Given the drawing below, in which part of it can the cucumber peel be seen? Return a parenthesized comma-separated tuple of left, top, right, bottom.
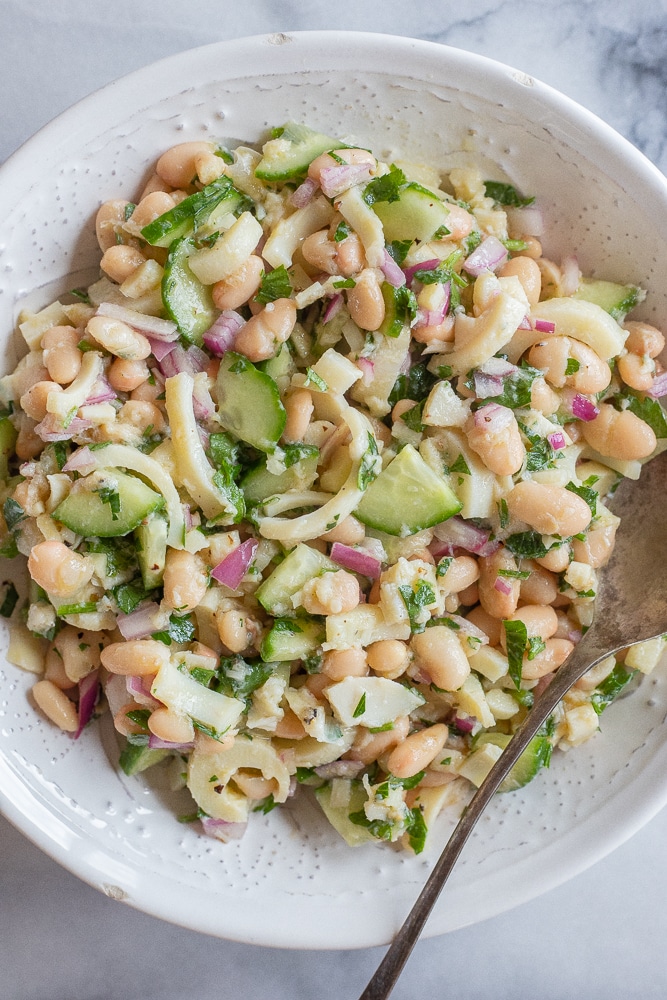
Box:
(162, 236, 217, 344)
(216, 351, 286, 452)
(54, 469, 165, 538)
(474, 732, 552, 791)
(255, 122, 343, 181)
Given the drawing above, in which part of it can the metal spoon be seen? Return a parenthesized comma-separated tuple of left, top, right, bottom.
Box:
(359, 449, 667, 1000)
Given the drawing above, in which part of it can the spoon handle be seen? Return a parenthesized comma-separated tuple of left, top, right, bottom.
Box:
(358, 627, 612, 1000)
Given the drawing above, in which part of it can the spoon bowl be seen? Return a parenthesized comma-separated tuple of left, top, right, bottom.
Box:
(360, 449, 667, 999)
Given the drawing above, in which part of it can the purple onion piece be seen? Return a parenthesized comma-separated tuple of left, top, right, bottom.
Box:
(211, 538, 259, 590)
(403, 258, 441, 286)
(74, 670, 100, 739)
(463, 236, 508, 276)
(330, 542, 381, 579)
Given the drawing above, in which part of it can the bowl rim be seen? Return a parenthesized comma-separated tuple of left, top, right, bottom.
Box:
(3, 30, 667, 949)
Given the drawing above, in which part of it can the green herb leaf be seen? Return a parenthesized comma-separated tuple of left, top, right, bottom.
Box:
(504, 531, 550, 560)
(400, 400, 425, 433)
(3, 498, 26, 531)
(398, 581, 435, 633)
(358, 432, 380, 490)
(57, 601, 98, 617)
(333, 221, 351, 242)
(565, 357, 581, 376)
(483, 181, 535, 207)
(70, 288, 92, 305)
(152, 612, 196, 646)
(253, 793, 277, 814)
(255, 265, 293, 304)
(617, 390, 667, 438)
(113, 580, 154, 615)
(565, 481, 598, 517)
(304, 367, 328, 391)
(406, 805, 428, 855)
(386, 239, 412, 265)
(96, 484, 121, 520)
(498, 498, 510, 530)
(126, 708, 151, 730)
(332, 277, 356, 289)
(590, 664, 636, 715)
(503, 618, 528, 688)
(363, 165, 407, 206)
(436, 556, 453, 578)
(497, 568, 531, 580)
(449, 453, 471, 475)
(352, 693, 367, 718)
(215, 655, 274, 706)
(388, 363, 438, 406)
(526, 636, 546, 660)
(0, 581, 19, 618)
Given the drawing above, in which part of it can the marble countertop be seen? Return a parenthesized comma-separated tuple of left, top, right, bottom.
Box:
(2, 3, 667, 998)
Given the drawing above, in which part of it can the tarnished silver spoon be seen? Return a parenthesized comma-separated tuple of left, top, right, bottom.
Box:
(359, 449, 667, 1000)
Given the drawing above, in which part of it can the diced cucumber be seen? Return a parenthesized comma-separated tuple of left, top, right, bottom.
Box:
(260, 614, 324, 662)
(371, 182, 451, 243)
(315, 780, 375, 847)
(259, 342, 296, 384)
(162, 236, 217, 344)
(0, 416, 17, 480)
(379, 283, 413, 339)
(53, 469, 165, 537)
(134, 513, 168, 589)
(255, 122, 342, 181)
(216, 351, 286, 452)
(573, 277, 645, 322)
(256, 542, 337, 616)
(119, 741, 170, 776)
(474, 732, 552, 791)
(241, 444, 319, 503)
(356, 444, 462, 536)
(140, 175, 250, 247)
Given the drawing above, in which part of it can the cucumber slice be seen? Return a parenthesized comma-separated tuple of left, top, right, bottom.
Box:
(259, 342, 296, 384)
(260, 614, 324, 662)
(141, 175, 250, 248)
(356, 444, 462, 537)
(134, 513, 168, 589)
(162, 236, 217, 344)
(256, 542, 337, 616)
(255, 122, 342, 181)
(379, 283, 415, 339)
(371, 183, 452, 243)
(573, 277, 645, 322)
(53, 469, 165, 538)
(242, 445, 319, 503)
(315, 781, 375, 847)
(216, 351, 286, 452)
(119, 741, 169, 776)
(0, 416, 17, 480)
(474, 732, 552, 791)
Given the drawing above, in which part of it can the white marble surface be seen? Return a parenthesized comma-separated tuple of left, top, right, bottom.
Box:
(2, 3, 667, 998)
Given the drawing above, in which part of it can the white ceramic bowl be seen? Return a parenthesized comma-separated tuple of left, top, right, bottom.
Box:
(2, 31, 667, 950)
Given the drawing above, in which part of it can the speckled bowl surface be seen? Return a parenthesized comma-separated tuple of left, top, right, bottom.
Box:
(2, 31, 667, 949)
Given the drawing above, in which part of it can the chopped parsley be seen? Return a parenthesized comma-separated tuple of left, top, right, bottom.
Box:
(398, 581, 435, 633)
(304, 367, 328, 391)
(483, 181, 535, 207)
(3, 498, 26, 531)
(363, 165, 406, 206)
(0, 581, 19, 618)
(389, 363, 438, 406)
(333, 221, 351, 242)
(256, 265, 293, 304)
(616, 390, 667, 438)
(498, 498, 510, 530)
(565, 357, 581, 376)
(400, 400, 425, 433)
(386, 239, 412, 265)
(357, 432, 380, 490)
(113, 580, 155, 615)
(253, 794, 278, 814)
(590, 664, 636, 715)
(565, 481, 598, 517)
(436, 556, 454, 578)
(214, 655, 274, 707)
(503, 618, 528, 689)
(332, 277, 356, 289)
(57, 601, 99, 617)
(449, 453, 471, 476)
(152, 612, 196, 645)
(96, 484, 121, 521)
(504, 531, 550, 560)
(352, 693, 367, 718)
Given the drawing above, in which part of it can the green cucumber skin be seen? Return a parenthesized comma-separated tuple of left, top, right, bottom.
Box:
(573, 278, 644, 321)
(54, 469, 165, 538)
(140, 176, 248, 248)
(135, 514, 168, 589)
(356, 444, 462, 537)
(162, 237, 217, 345)
(255, 122, 343, 181)
(0, 417, 17, 480)
(241, 449, 319, 503)
(475, 732, 552, 791)
(372, 183, 451, 243)
(216, 352, 286, 453)
(119, 742, 169, 776)
(260, 616, 324, 662)
(256, 543, 337, 616)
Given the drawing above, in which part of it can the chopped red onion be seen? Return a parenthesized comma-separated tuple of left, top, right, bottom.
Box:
(322, 293, 343, 324)
(648, 372, 667, 399)
(85, 377, 116, 406)
(192, 379, 215, 422)
(62, 446, 96, 473)
(547, 430, 567, 450)
(330, 542, 381, 579)
(403, 258, 441, 286)
(570, 393, 600, 422)
(518, 314, 532, 330)
(463, 236, 508, 276)
(432, 516, 500, 557)
(203, 311, 245, 356)
(473, 371, 503, 399)
(453, 713, 477, 733)
(126, 674, 160, 709)
(533, 318, 556, 334)
(479, 358, 518, 378)
(148, 735, 194, 751)
(290, 176, 319, 207)
(314, 760, 366, 779)
(74, 670, 100, 739)
(319, 163, 373, 198)
(159, 344, 208, 379)
(356, 356, 374, 386)
(560, 255, 580, 296)
(381, 249, 407, 288)
(473, 402, 515, 432)
(34, 414, 92, 442)
(147, 336, 178, 363)
(117, 601, 163, 640)
(494, 575, 513, 595)
(200, 816, 247, 842)
(211, 538, 259, 590)
(96, 301, 179, 342)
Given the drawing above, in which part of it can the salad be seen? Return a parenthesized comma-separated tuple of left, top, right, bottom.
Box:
(2, 122, 666, 854)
